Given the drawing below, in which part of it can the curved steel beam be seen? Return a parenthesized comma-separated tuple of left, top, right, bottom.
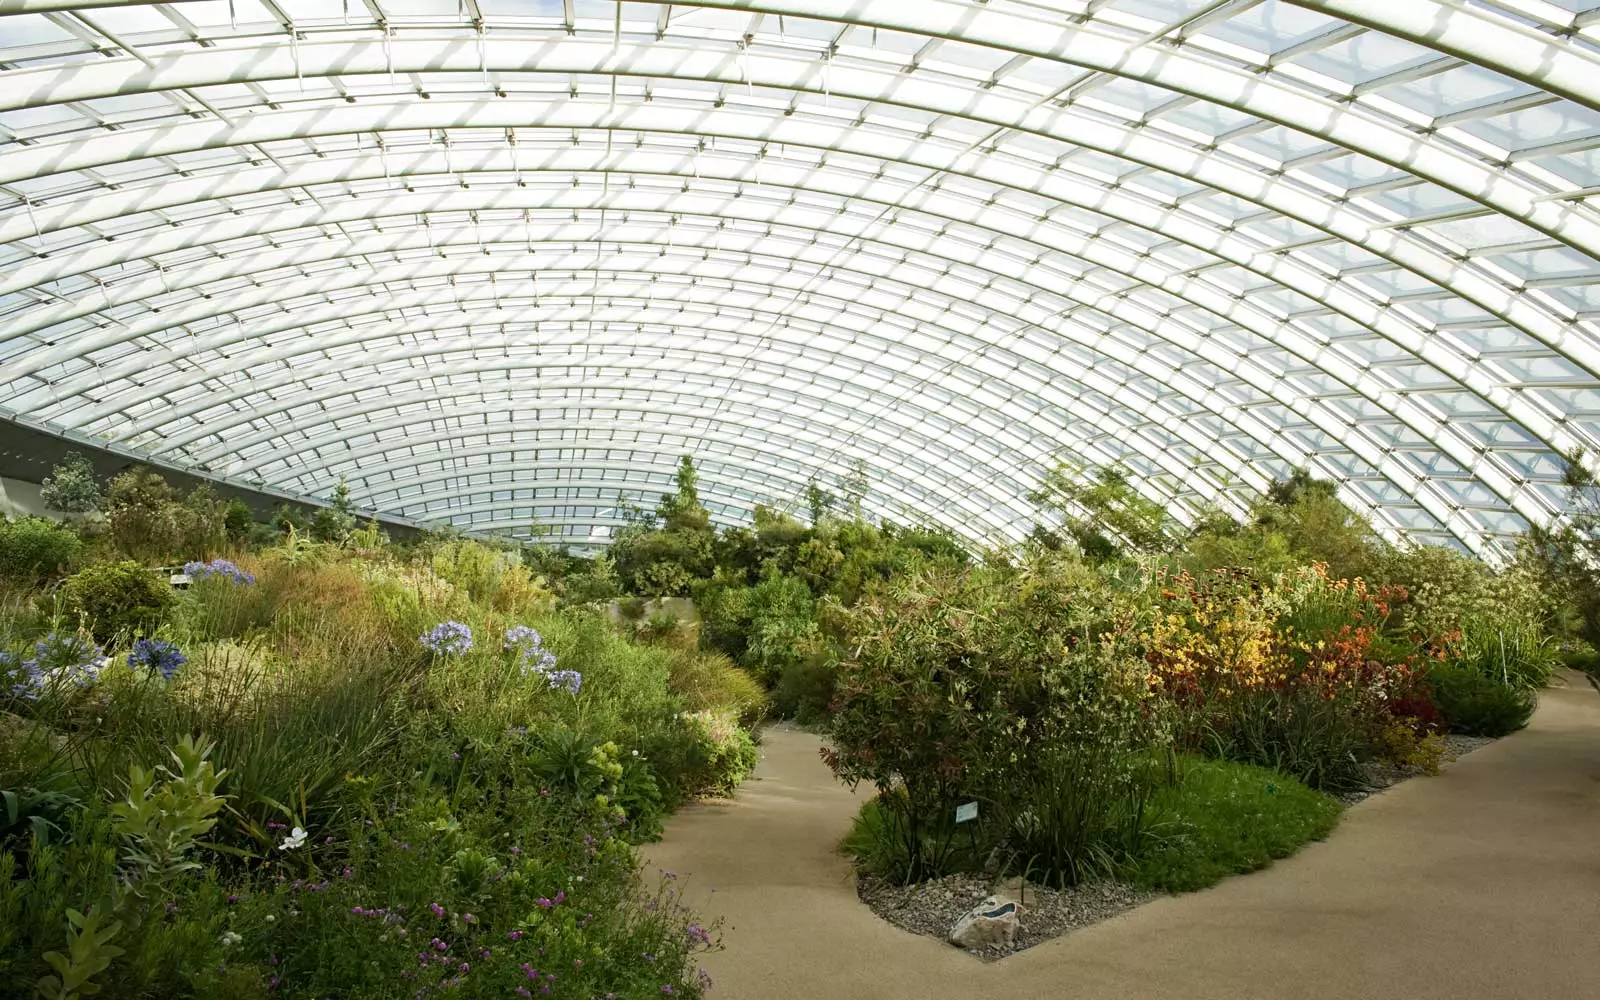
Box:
(3, 15, 1596, 270)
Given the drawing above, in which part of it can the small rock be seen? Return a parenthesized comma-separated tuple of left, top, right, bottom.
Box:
(949, 895, 1021, 951)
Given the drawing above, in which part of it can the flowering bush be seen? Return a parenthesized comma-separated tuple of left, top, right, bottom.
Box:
(1143, 564, 1416, 791)
(185, 558, 256, 586)
(4, 631, 106, 700)
(420, 621, 474, 657)
(127, 638, 187, 681)
(681, 710, 761, 797)
(505, 624, 558, 675)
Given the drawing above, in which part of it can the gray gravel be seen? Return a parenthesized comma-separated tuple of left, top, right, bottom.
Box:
(1337, 734, 1495, 805)
(857, 872, 1156, 961)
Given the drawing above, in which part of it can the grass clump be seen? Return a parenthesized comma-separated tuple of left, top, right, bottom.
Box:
(1121, 757, 1341, 893)
(841, 757, 1342, 896)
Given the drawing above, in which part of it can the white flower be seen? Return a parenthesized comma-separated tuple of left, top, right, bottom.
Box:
(279, 826, 307, 850)
(220, 930, 242, 948)
(263, 915, 275, 924)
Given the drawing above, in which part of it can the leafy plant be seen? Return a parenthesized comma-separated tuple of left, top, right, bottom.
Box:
(0, 518, 83, 586)
(58, 561, 174, 644)
(108, 735, 228, 890)
(1427, 662, 1534, 737)
(36, 899, 124, 1000)
(39, 455, 102, 515)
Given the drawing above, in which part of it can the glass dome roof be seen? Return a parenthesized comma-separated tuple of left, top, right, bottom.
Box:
(2, 0, 1598, 554)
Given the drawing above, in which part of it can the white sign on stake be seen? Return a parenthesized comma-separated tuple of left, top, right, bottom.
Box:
(955, 801, 979, 824)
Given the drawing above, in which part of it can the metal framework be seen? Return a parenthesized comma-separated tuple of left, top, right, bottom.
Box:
(1, 1, 1597, 552)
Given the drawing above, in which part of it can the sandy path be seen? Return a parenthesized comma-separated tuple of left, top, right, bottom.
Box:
(647, 670, 1600, 1000)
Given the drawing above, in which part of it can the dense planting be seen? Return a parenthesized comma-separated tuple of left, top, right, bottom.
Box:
(0, 444, 1588, 988)
(1, 467, 758, 999)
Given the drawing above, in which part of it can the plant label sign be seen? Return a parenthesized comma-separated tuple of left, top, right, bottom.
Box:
(955, 801, 979, 824)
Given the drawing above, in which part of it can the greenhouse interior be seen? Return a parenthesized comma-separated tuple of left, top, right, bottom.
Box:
(1, 1, 1599, 997)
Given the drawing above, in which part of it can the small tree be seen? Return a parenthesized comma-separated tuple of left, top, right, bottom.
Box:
(1028, 461, 1173, 561)
(1526, 449, 1600, 650)
(106, 467, 181, 561)
(310, 477, 357, 544)
(804, 476, 837, 527)
(839, 458, 870, 523)
(222, 498, 253, 542)
(39, 453, 102, 514)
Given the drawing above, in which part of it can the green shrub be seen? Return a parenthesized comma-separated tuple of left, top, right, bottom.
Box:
(1427, 662, 1534, 736)
(828, 560, 1165, 886)
(681, 709, 761, 797)
(1446, 614, 1558, 690)
(0, 517, 82, 586)
(1198, 685, 1372, 793)
(39, 453, 102, 514)
(58, 561, 175, 643)
(664, 650, 767, 724)
(772, 647, 836, 724)
(1123, 756, 1341, 892)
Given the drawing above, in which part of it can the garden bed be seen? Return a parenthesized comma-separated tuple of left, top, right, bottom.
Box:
(1337, 734, 1495, 805)
(857, 872, 1156, 961)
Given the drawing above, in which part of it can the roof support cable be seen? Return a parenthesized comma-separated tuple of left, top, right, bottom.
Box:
(289, 18, 303, 92)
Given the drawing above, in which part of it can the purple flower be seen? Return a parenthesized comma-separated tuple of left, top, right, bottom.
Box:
(185, 559, 255, 585)
(419, 621, 473, 656)
(128, 639, 187, 681)
(545, 669, 582, 695)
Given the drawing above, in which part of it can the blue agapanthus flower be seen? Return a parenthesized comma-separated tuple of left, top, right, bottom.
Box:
(129, 638, 187, 682)
(2, 649, 42, 701)
(504, 624, 558, 677)
(420, 621, 474, 656)
(185, 559, 256, 585)
(5, 632, 104, 698)
(545, 669, 582, 695)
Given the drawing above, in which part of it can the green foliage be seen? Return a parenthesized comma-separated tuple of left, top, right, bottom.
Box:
(0, 548, 731, 999)
(221, 500, 253, 543)
(826, 559, 1166, 886)
(1029, 462, 1174, 561)
(680, 711, 761, 797)
(0, 518, 83, 586)
(108, 735, 228, 890)
(104, 469, 227, 563)
(663, 650, 767, 724)
(1523, 449, 1600, 653)
(1183, 471, 1385, 581)
(58, 561, 174, 643)
(1426, 662, 1534, 737)
(269, 502, 309, 536)
(1197, 685, 1372, 794)
(39, 455, 102, 515)
(838, 458, 870, 522)
(308, 479, 357, 545)
(1122, 757, 1341, 893)
(36, 900, 124, 1000)
(105, 469, 180, 562)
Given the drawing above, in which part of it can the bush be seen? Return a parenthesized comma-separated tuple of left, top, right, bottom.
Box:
(58, 561, 175, 643)
(827, 560, 1165, 886)
(772, 647, 836, 724)
(1427, 662, 1534, 736)
(664, 650, 767, 724)
(0, 517, 82, 586)
(38, 453, 102, 514)
(681, 709, 762, 797)
(1122, 757, 1341, 892)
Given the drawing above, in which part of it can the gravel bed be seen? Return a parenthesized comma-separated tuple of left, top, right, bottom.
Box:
(1336, 734, 1495, 805)
(857, 872, 1157, 961)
